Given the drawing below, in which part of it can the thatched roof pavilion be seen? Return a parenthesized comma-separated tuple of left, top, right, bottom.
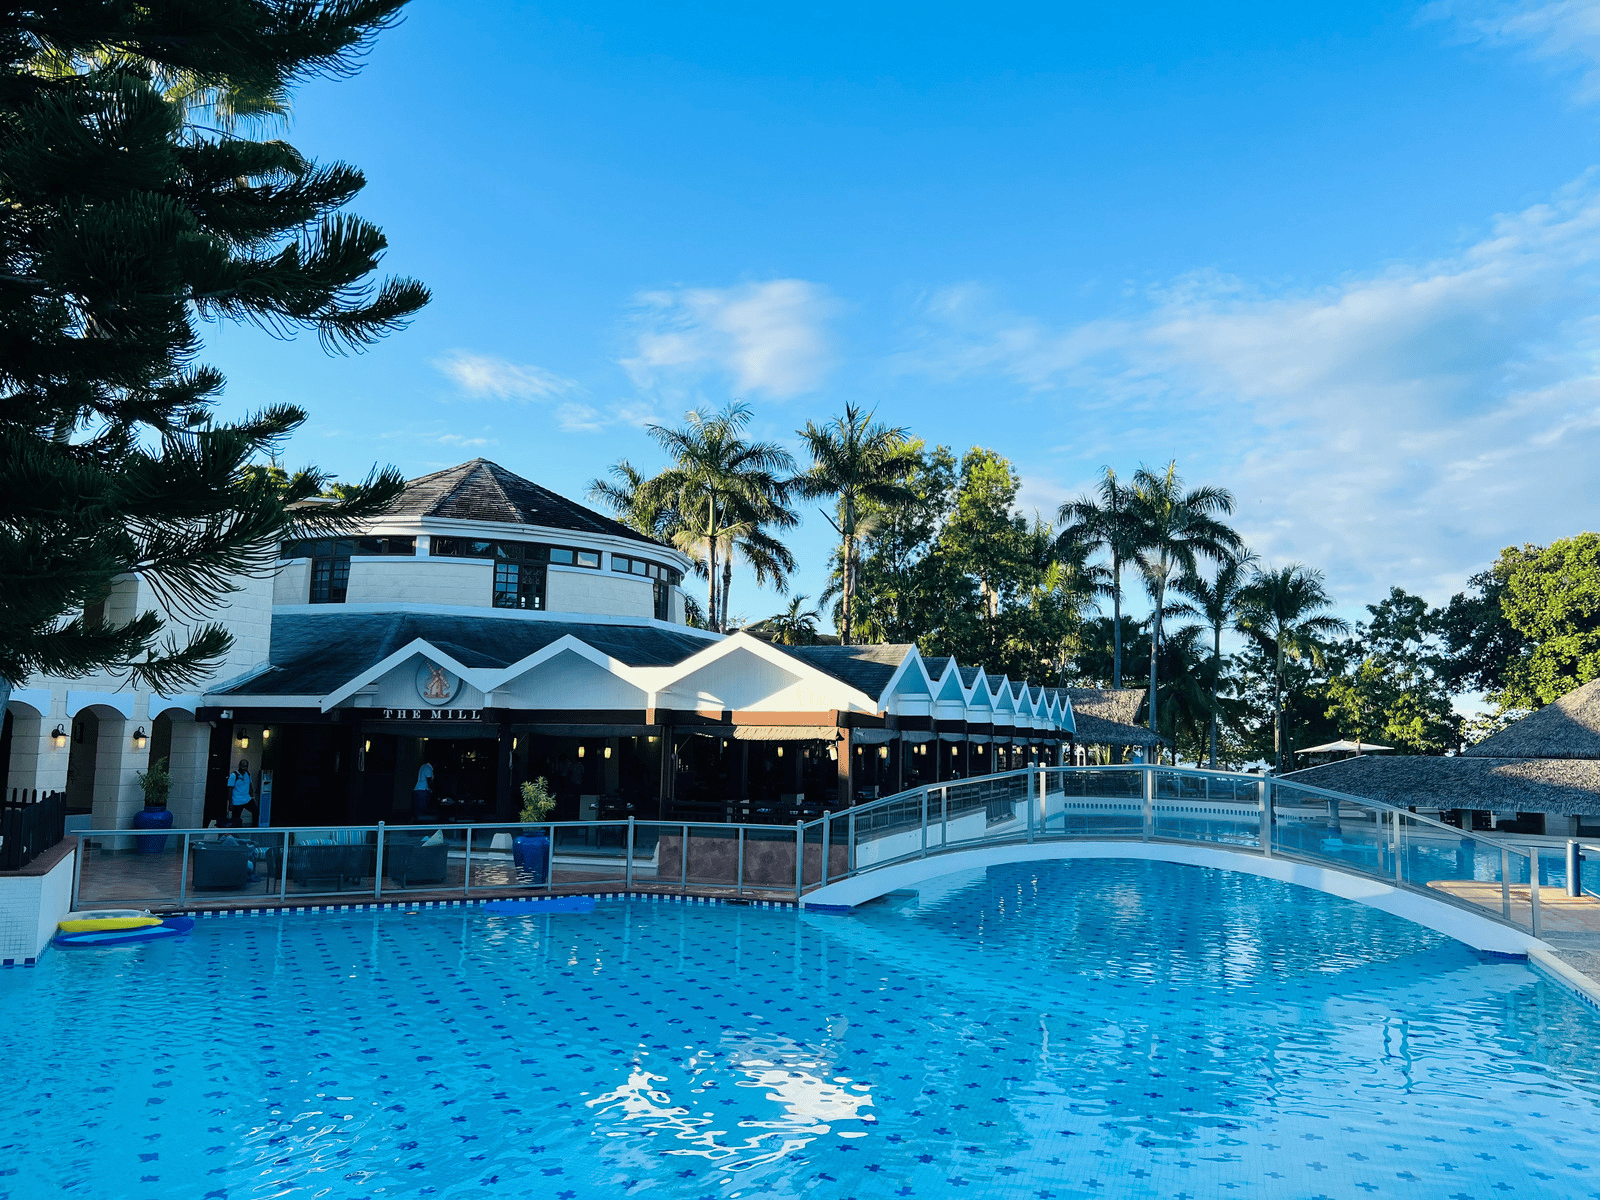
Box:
(1285, 679, 1600, 822)
(1063, 687, 1166, 750)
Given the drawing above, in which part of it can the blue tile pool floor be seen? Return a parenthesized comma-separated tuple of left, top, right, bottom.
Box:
(3, 860, 1600, 1199)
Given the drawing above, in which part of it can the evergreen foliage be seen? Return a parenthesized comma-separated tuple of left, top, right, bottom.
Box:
(0, 0, 427, 692)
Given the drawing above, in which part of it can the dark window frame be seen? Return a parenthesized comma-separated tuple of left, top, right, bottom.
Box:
(611, 553, 683, 587)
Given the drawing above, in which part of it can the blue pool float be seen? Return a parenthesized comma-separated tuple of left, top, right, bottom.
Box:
(484, 897, 596, 915)
(52, 917, 196, 948)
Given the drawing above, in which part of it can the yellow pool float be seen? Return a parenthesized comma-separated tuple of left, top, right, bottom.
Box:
(58, 910, 161, 933)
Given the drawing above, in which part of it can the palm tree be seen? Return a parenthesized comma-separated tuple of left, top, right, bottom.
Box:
(794, 403, 920, 645)
(1174, 549, 1258, 768)
(1130, 461, 1242, 741)
(712, 515, 798, 634)
(1237, 564, 1351, 773)
(587, 460, 674, 540)
(1058, 467, 1146, 690)
(638, 403, 795, 634)
(754, 594, 822, 645)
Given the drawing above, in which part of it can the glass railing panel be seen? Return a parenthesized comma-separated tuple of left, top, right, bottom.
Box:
(1151, 773, 1261, 849)
(280, 828, 377, 899)
(682, 824, 742, 891)
(742, 825, 805, 896)
(548, 821, 630, 890)
(1046, 768, 1144, 837)
(458, 823, 542, 893)
(75, 827, 188, 908)
(1270, 782, 1537, 934)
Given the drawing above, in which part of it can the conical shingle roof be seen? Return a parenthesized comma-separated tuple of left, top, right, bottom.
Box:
(387, 459, 665, 548)
(1463, 677, 1600, 760)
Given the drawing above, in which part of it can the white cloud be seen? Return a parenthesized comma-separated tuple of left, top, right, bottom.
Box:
(554, 400, 659, 435)
(900, 176, 1600, 606)
(433, 351, 577, 401)
(1424, 0, 1600, 99)
(622, 279, 840, 398)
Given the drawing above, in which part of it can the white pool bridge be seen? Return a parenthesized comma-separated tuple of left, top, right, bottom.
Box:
(799, 765, 1556, 956)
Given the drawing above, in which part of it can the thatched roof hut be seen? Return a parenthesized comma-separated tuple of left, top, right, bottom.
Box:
(1285, 678, 1600, 819)
(1064, 687, 1165, 749)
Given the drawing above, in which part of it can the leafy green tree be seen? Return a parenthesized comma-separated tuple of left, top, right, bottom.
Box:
(0, 0, 426, 704)
(1237, 564, 1350, 773)
(1128, 461, 1242, 740)
(1494, 534, 1600, 708)
(639, 403, 795, 634)
(795, 403, 921, 645)
(1059, 467, 1145, 689)
(1434, 545, 1539, 698)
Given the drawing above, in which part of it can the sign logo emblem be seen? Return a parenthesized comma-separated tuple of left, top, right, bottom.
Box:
(415, 660, 462, 706)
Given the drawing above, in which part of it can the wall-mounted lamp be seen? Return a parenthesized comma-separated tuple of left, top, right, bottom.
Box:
(577, 745, 586, 758)
(878, 746, 889, 759)
(976, 744, 985, 755)
(776, 746, 784, 758)
(132, 726, 148, 749)
(604, 745, 612, 759)
(951, 744, 958, 756)
(828, 746, 837, 761)
(364, 739, 372, 753)
(262, 728, 271, 741)
(51, 725, 67, 748)
(235, 732, 249, 750)
(512, 736, 518, 750)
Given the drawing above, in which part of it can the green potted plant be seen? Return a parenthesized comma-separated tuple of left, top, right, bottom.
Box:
(513, 778, 555, 881)
(131, 757, 174, 853)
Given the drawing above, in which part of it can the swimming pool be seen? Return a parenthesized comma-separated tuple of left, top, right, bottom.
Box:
(4, 860, 1598, 1199)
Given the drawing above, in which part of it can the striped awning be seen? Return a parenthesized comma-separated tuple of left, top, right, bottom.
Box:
(731, 725, 841, 742)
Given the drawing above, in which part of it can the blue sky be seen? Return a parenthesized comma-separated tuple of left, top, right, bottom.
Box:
(209, 0, 1600, 628)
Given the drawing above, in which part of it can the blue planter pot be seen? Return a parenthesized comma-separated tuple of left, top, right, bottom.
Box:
(513, 832, 550, 884)
(132, 806, 174, 854)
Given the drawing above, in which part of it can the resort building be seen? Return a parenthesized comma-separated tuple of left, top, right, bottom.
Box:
(1286, 678, 1600, 836)
(0, 459, 1078, 832)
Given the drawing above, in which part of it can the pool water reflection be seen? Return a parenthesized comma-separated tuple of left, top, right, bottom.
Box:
(2, 860, 1598, 1199)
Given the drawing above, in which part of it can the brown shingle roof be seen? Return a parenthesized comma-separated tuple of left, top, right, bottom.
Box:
(389, 459, 665, 548)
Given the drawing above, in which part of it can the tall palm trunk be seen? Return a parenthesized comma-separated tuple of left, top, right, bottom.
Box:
(1274, 642, 1286, 774)
(705, 496, 718, 633)
(1208, 623, 1221, 769)
(720, 553, 733, 632)
(1111, 554, 1122, 690)
(1147, 576, 1163, 742)
(840, 531, 856, 646)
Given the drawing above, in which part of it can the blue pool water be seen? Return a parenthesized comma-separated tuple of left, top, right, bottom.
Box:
(4, 860, 1600, 1199)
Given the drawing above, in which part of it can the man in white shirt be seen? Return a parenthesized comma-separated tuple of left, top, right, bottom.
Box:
(227, 758, 253, 827)
(413, 760, 433, 823)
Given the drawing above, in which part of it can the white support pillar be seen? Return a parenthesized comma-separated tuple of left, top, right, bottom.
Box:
(165, 716, 212, 829)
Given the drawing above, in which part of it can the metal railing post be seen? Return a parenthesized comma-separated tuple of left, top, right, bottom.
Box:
(373, 822, 385, 899)
(940, 785, 949, 849)
(847, 809, 857, 875)
(1027, 770, 1036, 843)
(1392, 811, 1403, 883)
(1038, 765, 1047, 836)
(278, 831, 289, 900)
(177, 832, 189, 907)
(821, 811, 832, 886)
(463, 826, 472, 897)
(737, 826, 746, 895)
(625, 816, 636, 891)
(1529, 848, 1543, 938)
(1501, 847, 1511, 918)
(1142, 767, 1153, 841)
(546, 823, 555, 891)
(1567, 839, 1583, 899)
(794, 820, 804, 900)
(70, 832, 84, 911)
(920, 788, 930, 858)
(1258, 779, 1273, 857)
(681, 823, 689, 890)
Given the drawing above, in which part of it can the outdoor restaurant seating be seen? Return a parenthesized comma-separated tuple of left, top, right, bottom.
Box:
(384, 840, 448, 888)
(190, 842, 252, 890)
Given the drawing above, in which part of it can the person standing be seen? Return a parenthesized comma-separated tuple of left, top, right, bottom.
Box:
(227, 758, 253, 828)
(413, 759, 433, 823)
